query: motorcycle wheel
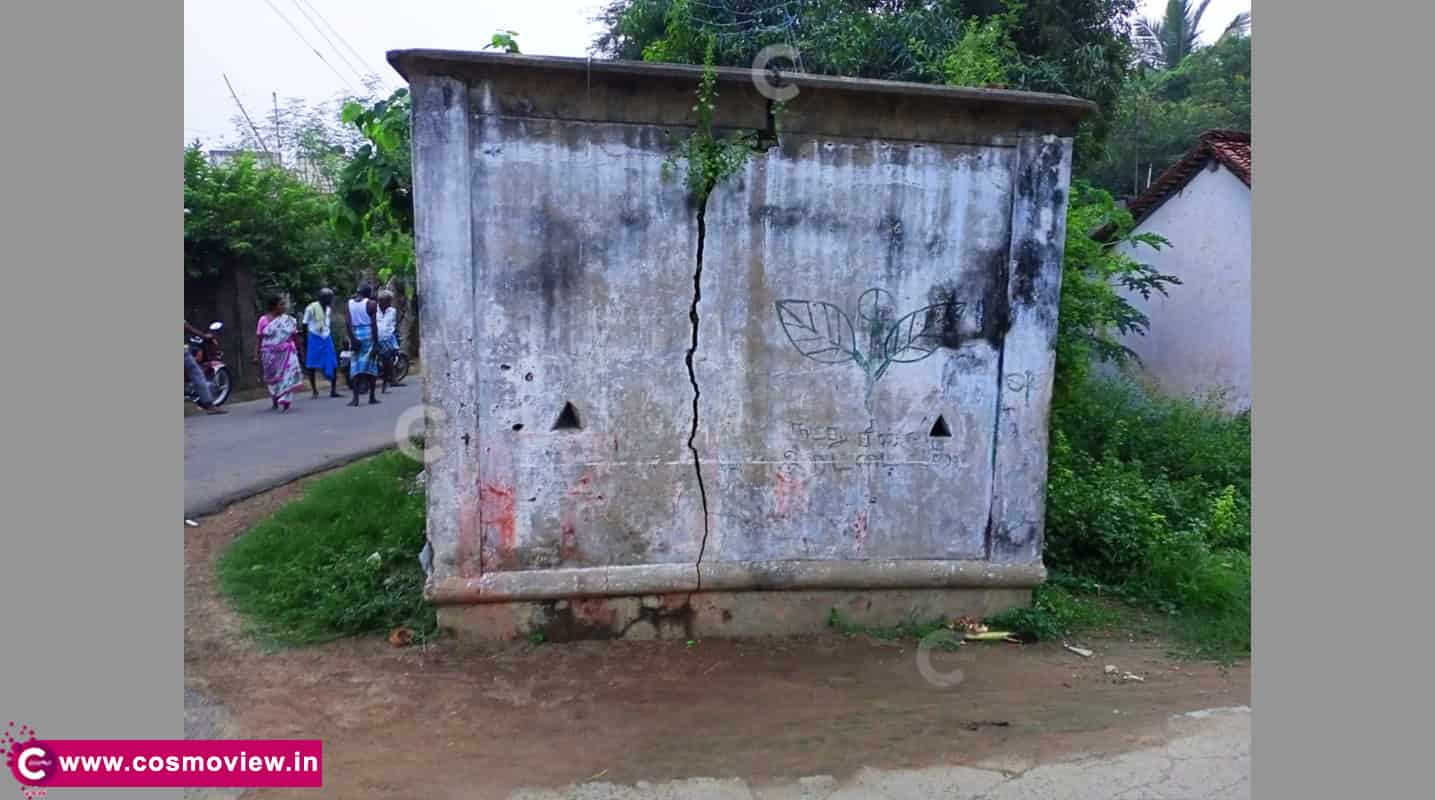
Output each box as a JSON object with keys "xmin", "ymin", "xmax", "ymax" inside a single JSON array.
[
  {"xmin": 392, "ymin": 353, "xmax": 411, "ymax": 383},
  {"xmin": 209, "ymin": 367, "xmax": 232, "ymax": 406}
]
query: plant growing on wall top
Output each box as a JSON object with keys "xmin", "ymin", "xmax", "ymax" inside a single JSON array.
[
  {"xmin": 663, "ymin": 38, "xmax": 762, "ymax": 203},
  {"xmin": 485, "ymin": 30, "xmax": 521, "ymax": 53}
]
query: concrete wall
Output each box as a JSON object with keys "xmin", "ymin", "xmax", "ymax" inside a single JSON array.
[
  {"xmin": 393, "ymin": 51, "xmax": 1086, "ymax": 616},
  {"xmin": 1119, "ymin": 164, "xmax": 1252, "ymax": 411}
]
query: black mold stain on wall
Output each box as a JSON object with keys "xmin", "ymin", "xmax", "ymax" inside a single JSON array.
[
  {"xmin": 1008, "ymin": 140, "xmax": 1066, "ymax": 334},
  {"xmin": 529, "ymin": 202, "xmax": 586, "ymax": 330},
  {"xmin": 878, "ymin": 212, "xmax": 906, "ymax": 279}
]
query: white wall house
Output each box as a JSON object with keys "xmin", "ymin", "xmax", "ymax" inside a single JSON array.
[{"xmin": 1117, "ymin": 130, "xmax": 1251, "ymax": 411}]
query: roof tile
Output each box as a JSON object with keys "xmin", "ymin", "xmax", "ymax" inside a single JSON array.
[{"xmin": 1125, "ymin": 129, "xmax": 1250, "ymax": 227}]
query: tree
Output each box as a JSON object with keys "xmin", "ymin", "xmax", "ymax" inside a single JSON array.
[
  {"xmin": 334, "ymin": 89, "xmax": 420, "ymax": 354},
  {"xmin": 221, "ymin": 84, "xmax": 382, "ymax": 191},
  {"xmin": 1133, "ymin": 0, "xmax": 1248, "ymax": 70},
  {"xmin": 1083, "ymin": 32, "xmax": 1249, "ymax": 196},
  {"xmin": 1054, "ymin": 182, "xmax": 1178, "ymax": 403},
  {"xmin": 184, "ymin": 145, "xmax": 345, "ymax": 385},
  {"xmin": 335, "ymin": 89, "xmax": 413, "ymax": 274},
  {"xmin": 590, "ymin": 0, "xmax": 1137, "ymax": 163}
]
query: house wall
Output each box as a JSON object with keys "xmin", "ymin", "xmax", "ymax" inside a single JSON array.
[
  {"xmin": 1119, "ymin": 163, "xmax": 1251, "ymax": 411},
  {"xmin": 396, "ymin": 52, "xmax": 1084, "ymax": 635}
]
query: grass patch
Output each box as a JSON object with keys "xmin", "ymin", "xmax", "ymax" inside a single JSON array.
[
  {"xmin": 983, "ymin": 572, "xmax": 1249, "ymax": 664},
  {"xmin": 986, "ymin": 582, "xmax": 1124, "ymax": 642},
  {"xmin": 217, "ymin": 450, "xmax": 434, "ymax": 647}
]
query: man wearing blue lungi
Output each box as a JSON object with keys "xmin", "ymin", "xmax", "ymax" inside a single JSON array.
[{"xmin": 301, "ymin": 288, "xmax": 341, "ymax": 398}]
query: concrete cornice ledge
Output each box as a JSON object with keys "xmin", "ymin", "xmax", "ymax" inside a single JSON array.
[
  {"xmin": 386, "ymin": 49, "xmax": 1096, "ymax": 119},
  {"xmin": 427, "ymin": 560, "xmax": 1045, "ymax": 604}
]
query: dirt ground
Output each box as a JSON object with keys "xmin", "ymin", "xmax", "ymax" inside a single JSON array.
[{"xmin": 185, "ymin": 478, "xmax": 1250, "ymax": 800}]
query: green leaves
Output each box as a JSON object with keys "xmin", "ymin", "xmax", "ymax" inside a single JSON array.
[
  {"xmin": 1053, "ymin": 181, "xmax": 1180, "ymax": 401},
  {"xmin": 182, "ymin": 145, "xmax": 334, "ymax": 294},
  {"xmin": 486, "ymin": 30, "xmax": 521, "ymax": 54},
  {"xmin": 665, "ymin": 39, "xmax": 758, "ymax": 204},
  {"xmin": 333, "ymin": 88, "xmax": 415, "ymax": 281}
]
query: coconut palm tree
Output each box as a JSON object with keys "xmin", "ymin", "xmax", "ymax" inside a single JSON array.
[{"xmin": 1134, "ymin": 0, "xmax": 1249, "ymax": 70}]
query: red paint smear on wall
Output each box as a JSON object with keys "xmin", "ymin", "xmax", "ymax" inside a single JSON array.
[
  {"xmin": 773, "ymin": 469, "xmax": 803, "ymax": 518},
  {"xmin": 559, "ymin": 523, "xmax": 579, "ymax": 561},
  {"xmin": 559, "ymin": 468, "xmax": 599, "ymax": 563},
  {"xmin": 480, "ymin": 483, "xmax": 517, "ymax": 568}
]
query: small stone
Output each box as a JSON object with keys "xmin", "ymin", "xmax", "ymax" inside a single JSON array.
[
  {"xmin": 624, "ymin": 620, "xmax": 658, "ymax": 641},
  {"xmin": 641, "ymin": 595, "xmax": 661, "ymax": 609},
  {"xmin": 1104, "ymin": 665, "xmax": 1118, "ymax": 675}
]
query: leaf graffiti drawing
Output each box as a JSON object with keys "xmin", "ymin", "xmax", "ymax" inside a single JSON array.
[
  {"xmin": 775, "ymin": 300, "xmax": 860, "ymax": 365},
  {"xmin": 883, "ymin": 302, "xmax": 964, "ymax": 363},
  {"xmin": 775, "ymin": 289, "xmax": 967, "ymax": 411}
]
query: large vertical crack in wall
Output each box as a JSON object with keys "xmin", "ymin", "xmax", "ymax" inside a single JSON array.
[{"xmin": 687, "ymin": 200, "xmax": 712, "ymax": 590}]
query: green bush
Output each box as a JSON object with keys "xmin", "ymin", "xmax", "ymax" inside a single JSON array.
[
  {"xmin": 217, "ymin": 451, "xmax": 434, "ymax": 647},
  {"xmin": 1038, "ymin": 372, "xmax": 1252, "ymax": 659},
  {"xmin": 1053, "ymin": 376, "xmax": 1251, "ymax": 499}
]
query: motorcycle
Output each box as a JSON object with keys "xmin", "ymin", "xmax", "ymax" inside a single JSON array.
[
  {"xmin": 185, "ymin": 321, "xmax": 233, "ymax": 407},
  {"xmin": 338, "ymin": 335, "xmax": 410, "ymax": 391}
]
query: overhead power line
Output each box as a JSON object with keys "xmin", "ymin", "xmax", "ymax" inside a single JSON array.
[
  {"xmin": 258, "ymin": 0, "xmax": 357, "ymax": 91},
  {"xmin": 286, "ymin": 0, "xmax": 368, "ymax": 84},
  {"xmin": 295, "ymin": 0, "xmax": 382, "ymax": 79}
]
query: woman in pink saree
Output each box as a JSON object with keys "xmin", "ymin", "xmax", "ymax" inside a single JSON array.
[{"xmin": 256, "ymin": 295, "xmax": 305, "ymax": 411}]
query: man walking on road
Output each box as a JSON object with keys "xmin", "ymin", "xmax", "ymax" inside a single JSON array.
[
  {"xmin": 184, "ymin": 320, "xmax": 226, "ymax": 416},
  {"xmin": 302, "ymin": 288, "xmax": 341, "ymax": 399}
]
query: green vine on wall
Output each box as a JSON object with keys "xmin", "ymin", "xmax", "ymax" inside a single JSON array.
[{"xmin": 662, "ymin": 39, "xmax": 774, "ymax": 204}]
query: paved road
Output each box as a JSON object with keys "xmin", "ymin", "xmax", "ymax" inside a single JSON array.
[
  {"xmin": 510, "ymin": 707, "xmax": 1251, "ymax": 800},
  {"xmin": 183, "ymin": 378, "xmax": 425, "ymax": 518}
]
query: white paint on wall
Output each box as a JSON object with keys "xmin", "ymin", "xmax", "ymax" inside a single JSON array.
[{"xmin": 1118, "ymin": 162, "xmax": 1251, "ymax": 411}]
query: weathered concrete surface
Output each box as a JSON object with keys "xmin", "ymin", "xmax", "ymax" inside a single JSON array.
[
  {"xmin": 508, "ymin": 706, "xmax": 1251, "ymax": 800},
  {"xmin": 393, "ymin": 50, "xmax": 1086, "ymax": 634},
  {"xmin": 437, "ymin": 588, "xmax": 1031, "ymax": 642}
]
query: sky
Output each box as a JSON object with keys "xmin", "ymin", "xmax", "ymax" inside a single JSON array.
[{"xmin": 184, "ymin": 0, "xmax": 1251, "ymax": 147}]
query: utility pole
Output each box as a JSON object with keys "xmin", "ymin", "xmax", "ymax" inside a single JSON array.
[
  {"xmin": 273, "ymin": 91, "xmax": 282, "ymax": 167},
  {"xmin": 222, "ymin": 73, "xmax": 270, "ymax": 156}
]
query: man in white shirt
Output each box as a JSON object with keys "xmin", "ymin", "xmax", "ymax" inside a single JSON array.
[
  {"xmin": 375, "ymin": 289, "xmax": 405, "ymax": 391},
  {"xmin": 301, "ymin": 288, "xmax": 341, "ymax": 398}
]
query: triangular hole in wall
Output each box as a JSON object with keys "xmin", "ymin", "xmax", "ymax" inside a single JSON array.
[
  {"xmin": 929, "ymin": 414, "xmax": 952, "ymax": 438},
  {"xmin": 552, "ymin": 402, "xmax": 582, "ymax": 431}
]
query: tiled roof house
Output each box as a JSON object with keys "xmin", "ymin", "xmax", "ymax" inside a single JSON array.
[{"xmin": 1115, "ymin": 129, "xmax": 1252, "ymax": 411}]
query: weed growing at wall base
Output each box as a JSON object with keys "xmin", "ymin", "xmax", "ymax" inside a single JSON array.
[{"xmin": 218, "ymin": 451, "xmax": 435, "ymax": 647}]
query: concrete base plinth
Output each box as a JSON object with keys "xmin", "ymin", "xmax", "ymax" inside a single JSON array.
[{"xmin": 436, "ymin": 588, "xmax": 1032, "ymax": 643}]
